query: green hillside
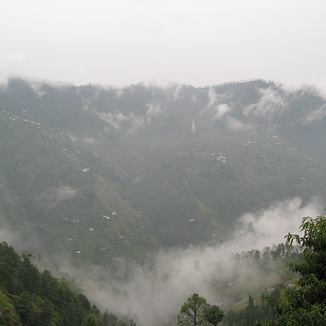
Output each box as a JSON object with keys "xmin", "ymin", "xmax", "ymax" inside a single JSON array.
[
  {"xmin": 1, "ymin": 78, "xmax": 326, "ymax": 265},
  {"xmin": 0, "ymin": 241, "xmax": 131, "ymax": 326},
  {"xmin": 0, "ymin": 108, "xmax": 155, "ymax": 264}
]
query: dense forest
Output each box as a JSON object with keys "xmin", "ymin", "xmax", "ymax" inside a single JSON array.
[{"xmin": 0, "ymin": 242, "xmax": 132, "ymax": 326}]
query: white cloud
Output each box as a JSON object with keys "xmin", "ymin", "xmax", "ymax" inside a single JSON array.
[
  {"xmin": 99, "ymin": 111, "xmax": 145, "ymax": 131},
  {"xmin": 233, "ymin": 197, "xmax": 322, "ymax": 251},
  {"xmin": 226, "ymin": 116, "xmax": 249, "ymax": 131},
  {"xmin": 115, "ymin": 89, "xmax": 125, "ymax": 98},
  {"xmin": 206, "ymin": 88, "xmax": 219, "ymax": 109},
  {"xmin": 172, "ymin": 84, "xmax": 184, "ymax": 101},
  {"xmin": 213, "ymin": 103, "xmax": 231, "ymax": 120},
  {"xmin": 308, "ymin": 80, "xmax": 326, "ymax": 100},
  {"xmin": 0, "ymin": 228, "xmax": 17, "ymax": 245},
  {"xmin": 304, "ymin": 103, "xmax": 326, "ymax": 124},
  {"xmin": 145, "ymin": 103, "xmax": 162, "ymax": 118},
  {"xmin": 277, "ymin": 80, "xmax": 307, "ymax": 94},
  {"xmin": 244, "ymin": 87, "xmax": 286, "ymax": 117},
  {"xmin": 64, "ymin": 197, "xmax": 322, "ymax": 326},
  {"xmin": 38, "ymin": 186, "xmax": 76, "ymax": 211}
]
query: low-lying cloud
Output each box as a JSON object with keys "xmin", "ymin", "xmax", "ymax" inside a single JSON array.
[
  {"xmin": 233, "ymin": 196, "xmax": 321, "ymax": 251},
  {"xmin": 213, "ymin": 103, "xmax": 231, "ymax": 120},
  {"xmin": 98, "ymin": 111, "xmax": 145, "ymax": 131},
  {"xmin": 244, "ymin": 87, "xmax": 286, "ymax": 117},
  {"xmin": 145, "ymin": 103, "xmax": 162, "ymax": 118},
  {"xmin": 0, "ymin": 196, "xmax": 322, "ymax": 326},
  {"xmin": 304, "ymin": 103, "xmax": 326, "ymax": 124},
  {"xmin": 226, "ymin": 116, "xmax": 249, "ymax": 131},
  {"xmin": 38, "ymin": 186, "xmax": 76, "ymax": 211},
  {"xmin": 66, "ymin": 196, "xmax": 323, "ymax": 326}
]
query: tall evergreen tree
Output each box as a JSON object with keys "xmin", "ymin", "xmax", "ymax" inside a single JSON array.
[{"xmin": 177, "ymin": 293, "xmax": 210, "ymax": 326}]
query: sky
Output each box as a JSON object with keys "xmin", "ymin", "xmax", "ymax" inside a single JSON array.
[{"xmin": 1, "ymin": 0, "xmax": 326, "ymax": 87}]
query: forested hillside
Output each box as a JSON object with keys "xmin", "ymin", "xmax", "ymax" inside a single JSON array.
[
  {"xmin": 0, "ymin": 241, "xmax": 131, "ymax": 326},
  {"xmin": 1, "ymin": 78, "xmax": 326, "ymax": 265}
]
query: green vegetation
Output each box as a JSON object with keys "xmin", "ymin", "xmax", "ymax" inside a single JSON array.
[
  {"xmin": 205, "ymin": 305, "xmax": 224, "ymax": 326},
  {"xmin": 1, "ymin": 77, "xmax": 326, "ymax": 267},
  {"xmin": 262, "ymin": 216, "xmax": 326, "ymax": 325},
  {"xmin": 222, "ymin": 216, "xmax": 326, "ymax": 325},
  {"xmin": 0, "ymin": 241, "xmax": 131, "ymax": 326},
  {"xmin": 177, "ymin": 293, "xmax": 224, "ymax": 326}
]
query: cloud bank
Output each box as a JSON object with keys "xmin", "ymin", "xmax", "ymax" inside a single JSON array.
[{"xmin": 67, "ymin": 196, "xmax": 323, "ymax": 326}]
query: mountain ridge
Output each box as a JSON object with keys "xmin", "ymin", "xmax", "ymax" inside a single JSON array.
[{"xmin": 1, "ymin": 77, "xmax": 326, "ymax": 264}]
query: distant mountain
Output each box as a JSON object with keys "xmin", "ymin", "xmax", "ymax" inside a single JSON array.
[{"xmin": 1, "ymin": 78, "xmax": 326, "ymax": 264}]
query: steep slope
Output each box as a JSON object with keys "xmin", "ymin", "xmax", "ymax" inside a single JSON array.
[
  {"xmin": 0, "ymin": 241, "xmax": 130, "ymax": 326},
  {"xmin": 1, "ymin": 78, "xmax": 326, "ymax": 264},
  {"xmin": 0, "ymin": 108, "xmax": 157, "ymax": 264}
]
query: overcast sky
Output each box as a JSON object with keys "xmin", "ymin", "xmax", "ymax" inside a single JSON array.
[{"xmin": 1, "ymin": 0, "xmax": 326, "ymax": 87}]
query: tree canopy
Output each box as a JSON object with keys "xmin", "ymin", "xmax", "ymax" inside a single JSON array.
[
  {"xmin": 263, "ymin": 215, "xmax": 326, "ymax": 325},
  {"xmin": 0, "ymin": 241, "xmax": 131, "ymax": 326},
  {"xmin": 205, "ymin": 305, "xmax": 224, "ymax": 326},
  {"xmin": 177, "ymin": 293, "xmax": 224, "ymax": 326}
]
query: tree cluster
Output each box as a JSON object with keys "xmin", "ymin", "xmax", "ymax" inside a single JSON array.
[
  {"xmin": 224, "ymin": 216, "xmax": 326, "ymax": 325},
  {"xmin": 180, "ymin": 216, "xmax": 326, "ymax": 326},
  {"xmin": 261, "ymin": 216, "xmax": 326, "ymax": 325},
  {"xmin": 0, "ymin": 241, "xmax": 131, "ymax": 326}
]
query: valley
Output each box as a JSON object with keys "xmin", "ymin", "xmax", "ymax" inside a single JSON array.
[{"xmin": 0, "ymin": 78, "xmax": 326, "ymax": 325}]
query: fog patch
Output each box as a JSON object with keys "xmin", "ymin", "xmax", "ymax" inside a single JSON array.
[
  {"xmin": 0, "ymin": 224, "xmax": 45, "ymax": 259},
  {"xmin": 145, "ymin": 103, "xmax": 162, "ymax": 118},
  {"xmin": 279, "ymin": 80, "xmax": 326, "ymax": 102},
  {"xmin": 226, "ymin": 116, "xmax": 249, "ymax": 131},
  {"xmin": 278, "ymin": 80, "xmax": 307, "ymax": 95},
  {"xmin": 65, "ymin": 197, "xmax": 322, "ymax": 326},
  {"xmin": 303, "ymin": 103, "xmax": 326, "ymax": 124},
  {"xmin": 29, "ymin": 80, "xmax": 47, "ymax": 98},
  {"xmin": 115, "ymin": 89, "xmax": 125, "ymax": 98},
  {"xmin": 65, "ymin": 133, "xmax": 77, "ymax": 142},
  {"xmin": 244, "ymin": 87, "xmax": 286, "ymax": 117},
  {"xmin": 203, "ymin": 89, "xmax": 230, "ymax": 118},
  {"xmin": 212, "ymin": 104, "xmax": 231, "ymax": 120},
  {"xmin": 172, "ymin": 84, "xmax": 184, "ymax": 101},
  {"xmin": 191, "ymin": 119, "xmax": 196, "ymax": 134},
  {"xmin": 0, "ymin": 227, "xmax": 18, "ymax": 245},
  {"xmin": 38, "ymin": 186, "xmax": 76, "ymax": 211},
  {"xmin": 98, "ymin": 111, "xmax": 145, "ymax": 131},
  {"xmin": 303, "ymin": 80, "xmax": 326, "ymax": 100},
  {"xmin": 206, "ymin": 88, "xmax": 219, "ymax": 109},
  {"xmin": 232, "ymin": 196, "xmax": 321, "ymax": 252},
  {"xmin": 83, "ymin": 137, "xmax": 96, "ymax": 145}
]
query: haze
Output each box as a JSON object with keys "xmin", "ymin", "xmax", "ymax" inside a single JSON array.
[
  {"xmin": 2, "ymin": 0, "xmax": 326, "ymax": 87},
  {"xmin": 72, "ymin": 197, "xmax": 321, "ymax": 326}
]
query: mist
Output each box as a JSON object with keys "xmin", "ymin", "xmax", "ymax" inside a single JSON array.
[
  {"xmin": 1, "ymin": 78, "xmax": 326, "ymax": 325},
  {"xmin": 61, "ymin": 196, "xmax": 322, "ymax": 326},
  {"xmin": 38, "ymin": 186, "xmax": 76, "ymax": 211}
]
